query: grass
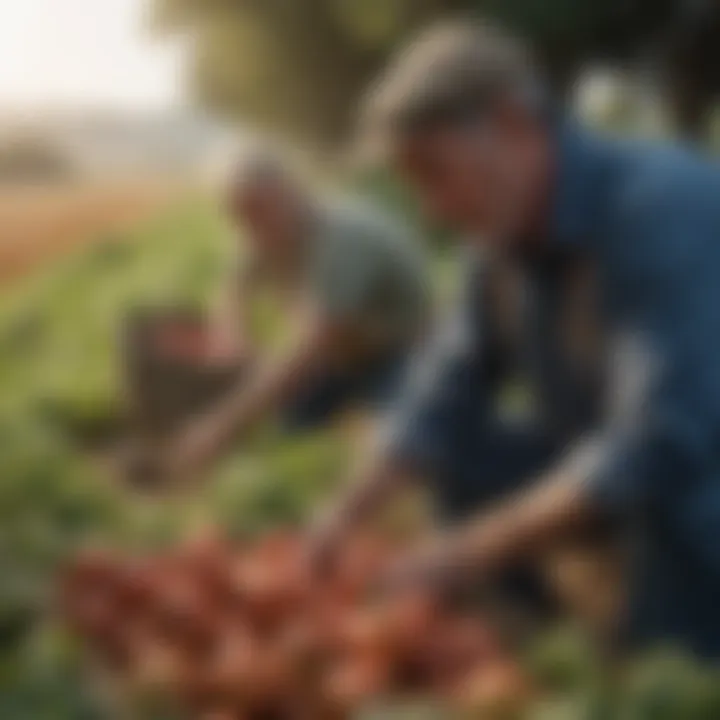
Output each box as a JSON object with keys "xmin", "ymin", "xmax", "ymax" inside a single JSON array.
[
  {"xmin": 0, "ymin": 195, "xmax": 352, "ymax": 718},
  {"xmin": 2, "ymin": 192, "xmax": 720, "ymax": 719},
  {"xmin": 0, "ymin": 180, "xmax": 182, "ymax": 284}
]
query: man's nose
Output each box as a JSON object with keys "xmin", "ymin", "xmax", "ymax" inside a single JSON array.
[{"xmin": 430, "ymin": 196, "xmax": 454, "ymax": 220}]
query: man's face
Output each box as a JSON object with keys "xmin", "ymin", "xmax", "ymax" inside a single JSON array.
[
  {"xmin": 227, "ymin": 181, "xmax": 298, "ymax": 258},
  {"xmin": 395, "ymin": 113, "xmax": 546, "ymax": 242}
]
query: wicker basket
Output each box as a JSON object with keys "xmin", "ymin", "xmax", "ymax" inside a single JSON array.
[{"xmin": 121, "ymin": 308, "xmax": 248, "ymax": 443}]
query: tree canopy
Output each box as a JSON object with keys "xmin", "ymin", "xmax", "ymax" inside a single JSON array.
[{"xmin": 151, "ymin": 0, "xmax": 717, "ymax": 146}]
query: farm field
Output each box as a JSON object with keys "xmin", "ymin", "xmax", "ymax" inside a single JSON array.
[
  {"xmin": 0, "ymin": 180, "xmax": 184, "ymax": 284},
  {"xmin": 0, "ymin": 192, "xmax": 352, "ymax": 718},
  {"xmin": 1, "ymin": 190, "xmax": 720, "ymax": 719}
]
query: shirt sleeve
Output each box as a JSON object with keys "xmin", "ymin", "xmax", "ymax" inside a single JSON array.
[
  {"xmin": 581, "ymin": 169, "xmax": 720, "ymax": 518},
  {"xmin": 210, "ymin": 249, "xmax": 259, "ymax": 339},
  {"xmin": 382, "ymin": 253, "xmax": 490, "ymax": 476},
  {"xmin": 310, "ymin": 225, "xmax": 380, "ymax": 322}
]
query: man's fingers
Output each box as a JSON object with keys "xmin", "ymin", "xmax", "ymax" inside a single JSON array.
[
  {"xmin": 377, "ymin": 542, "xmax": 464, "ymax": 597},
  {"xmin": 305, "ymin": 526, "xmax": 340, "ymax": 580},
  {"xmin": 374, "ymin": 553, "xmax": 422, "ymax": 595}
]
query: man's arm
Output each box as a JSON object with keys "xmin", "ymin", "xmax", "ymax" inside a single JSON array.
[
  {"xmin": 208, "ymin": 256, "xmax": 257, "ymax": 361},
  {"xmin": 381, "ymin": 440, "xmax": 600, "ymax": 591},
  {"xmin": 309, "ymin": 448, "xmax": 419, "ymax": 573},
  {"xmin": 168, "ymin": 301, "xmax": 342, "ymax": 477},
  {"xmin": 310, "ymin": 254, "xmax": 491, "ymax": 567},
  {"xmin": 385, "ymin": 169, "xmax": 720, "ymax": 593},
  {"xmin": 382, "ymin": 317, "xmax": 702, "ymax": 593}
]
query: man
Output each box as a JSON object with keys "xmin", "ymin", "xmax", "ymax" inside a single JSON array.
[
  {"xmin": 310, "ymin": 20, "xmax": 720, "ymax": 660},
  {"xmin": 162, "ymin": 147, "xmax": 430, "ymax": 476}
]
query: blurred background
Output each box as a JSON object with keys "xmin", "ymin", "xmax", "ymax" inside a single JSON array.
[{"xmin": 3, "ymin": 1, "xmax": 720, "ymax": 718}]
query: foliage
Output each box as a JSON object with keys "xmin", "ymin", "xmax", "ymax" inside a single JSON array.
[
  {"xmin": 149, "ymin": 0, "xmax": 680, "ymax": 147},
  {"xmin": 0, "ymin": 137, "xmax": 76, "ymax": 183},
  {"xmin": 2, "ymin": 196, "xmax": 720, "ymax": 717},
  {"xmin": 0, "ymin": 197, "xmax": 348, "ymax": 717}
]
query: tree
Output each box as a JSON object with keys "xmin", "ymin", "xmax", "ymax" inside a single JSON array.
[
  {"xmin": 0, "ymin": 136, "xmax": 75, "ymax": 183},
  {"xmin": 152, "ymin": 0, "xmax": 450, "ymax": 148},
  {"xmin": 151, "ymin": 0, "xmax": 720, "ymax": 147}
]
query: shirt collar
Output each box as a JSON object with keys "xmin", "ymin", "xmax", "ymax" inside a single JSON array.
[{"xmin": 549, "ymin": 120, "xmax": 619, "ymax": 250}]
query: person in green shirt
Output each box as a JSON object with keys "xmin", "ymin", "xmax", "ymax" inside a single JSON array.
[{"xmin": 162, "ymin": 146, "xmax": 431, "ymax": 478}]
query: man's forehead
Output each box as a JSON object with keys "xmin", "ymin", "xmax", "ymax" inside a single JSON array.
[
  {"xmin": 395, "ymin": 122, "xmax": 495, "ymax": 165},
  {"xmin": 228, "ymin": 175, "xmax": 282, "ymax": 205}
]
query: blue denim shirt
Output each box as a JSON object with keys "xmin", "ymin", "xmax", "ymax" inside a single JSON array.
[{"xmin": 390, "ymin": 123, "xmax": 720, "ymax": 659}]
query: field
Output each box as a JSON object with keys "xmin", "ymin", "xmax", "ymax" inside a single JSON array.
[
  {"xmin": 0, "ymin": 180, "xmax": 183, "ymax": 284},
  {"xmin": 0, "ymin": 188, "xmax": 353, "ymax": 718},
  {"xmin": 1, "ymin": 186, "xmax": 720, "ymax": 719}
]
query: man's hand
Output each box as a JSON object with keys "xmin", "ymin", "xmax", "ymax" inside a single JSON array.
[
  {"xmin": 305, "ymin": 505, "xmax": 354, "ymax": 578},
  {"xmin": 378, "ymin": 535, "xmax": 471, "ymax": 596},
  {"xmin": 159, "ymin": 304, "xmax": 335, "ymax": 486},
  {"xmin": 306, "ymin": 456, "xmax": 416, "ymax": 578},
  {"xmin": 380, "ymin": 468, "xmax": 594, "ymax": 598},
  {"xmin": 161, "ymin": 410, "xmax": 233, "ymax": 484}
]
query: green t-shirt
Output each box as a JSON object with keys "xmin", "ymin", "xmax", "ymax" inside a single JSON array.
[
  {"xmin": 235, "ymin": 196, "xmax": 430, "ymax": 351},
  {"xmin": 307, "ymin": 196, "xmax": 430, "ymax": 348}
]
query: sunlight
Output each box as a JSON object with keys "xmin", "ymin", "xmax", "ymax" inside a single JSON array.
[{"xmin": 0, "ymin": 0, "xmax": 183, "ymax": 109}]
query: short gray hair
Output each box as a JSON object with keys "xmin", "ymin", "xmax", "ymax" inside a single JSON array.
[
  {"xmin": 359, "ymin": 20, "xmax": 541, "ymax": 156},
  {"xmin": 227, "ymin": 142, "xmax": 291, "ymax": 199},
  {"xmin": 201, "ymin": 137, "xmax": 295, "ymax": 202}
]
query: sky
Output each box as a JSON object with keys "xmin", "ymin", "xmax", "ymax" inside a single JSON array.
[
  {"xmin": 0, "ymin": 0, "xmax": 184, "ymax": 110},
  {"xmin": 0, "ymin": 0, "xmax": 632, "ymax": 120}
]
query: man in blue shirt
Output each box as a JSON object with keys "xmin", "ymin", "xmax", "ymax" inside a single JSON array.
[{"xmin": 310, "ymin": 20, "xmax": 720, "ymax": 660}]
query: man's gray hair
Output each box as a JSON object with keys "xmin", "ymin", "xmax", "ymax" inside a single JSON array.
[
  {"xmin": 359, "ymin": 19, "xmax": 542, "ymax": 157},
  {"xmin": 227, "ymin": 142, "xmax": 292, "ymax": 198},
  {"xmin": 202, "ymin": 138, "xmax": 296, "ymax": 201}
]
